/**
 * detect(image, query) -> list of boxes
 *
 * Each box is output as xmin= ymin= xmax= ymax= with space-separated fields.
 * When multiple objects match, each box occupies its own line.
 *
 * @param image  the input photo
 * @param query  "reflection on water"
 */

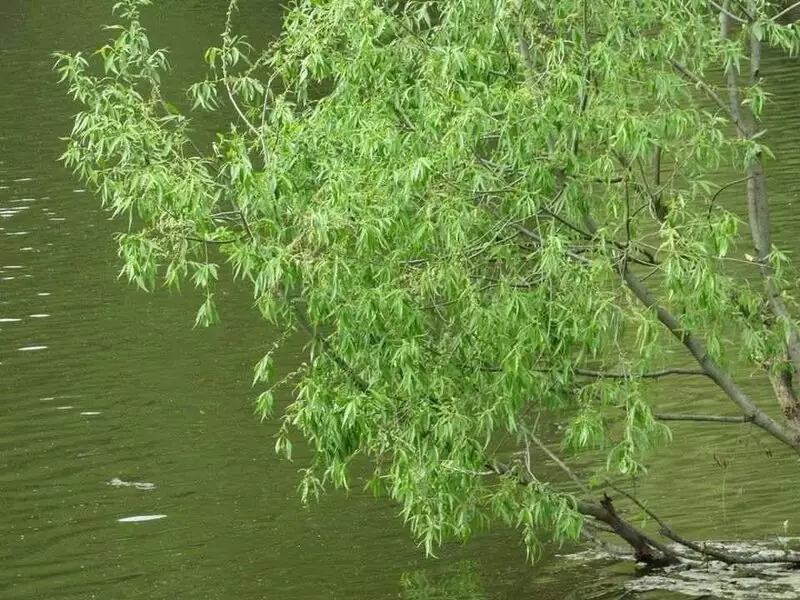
xmin=117 ymin=515 xmax=167 ymax=523
xmin=401 ymin=561 xmax=485 ymax=600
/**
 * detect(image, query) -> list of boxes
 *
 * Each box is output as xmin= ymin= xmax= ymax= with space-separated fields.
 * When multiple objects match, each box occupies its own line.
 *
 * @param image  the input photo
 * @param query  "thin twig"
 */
xmin=221 ymin=1 xmax=261 ymax=140
xmin=772 ymin=1 xmax=800 ymax=22
xmin=708 ymin=0 xmax=749 ymax=24
xmin=528 ymin=432 xmax=590 ymax=494
xmin=575 ymin=367 xmax=710 ymax=379
xmin=654 ymin=413 xmax=754 ymax=423
xmin=707 ymin=176 xmax=751 ymax=219
xmin=670 ymin=60 xmax=747 ymax=137
xmin=605 ymin=480 xmax=671 ymax=532
xmin=185 ymin=236 xmax=239 ymax=245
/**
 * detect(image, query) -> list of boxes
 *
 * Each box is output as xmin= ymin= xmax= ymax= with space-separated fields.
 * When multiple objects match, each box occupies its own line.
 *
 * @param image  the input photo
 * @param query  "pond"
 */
xmin=2 ymin=2 xmax=799 ymax=599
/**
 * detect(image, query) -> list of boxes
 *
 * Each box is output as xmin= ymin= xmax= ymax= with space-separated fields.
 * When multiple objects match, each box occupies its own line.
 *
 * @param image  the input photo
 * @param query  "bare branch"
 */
xmin=654 ymin=413 xmax=754 ymax=423
xmin=527 ymin=431 xmax=590 ymax=495
xmin=772 ymin=1 xmax=800 ymax=22
xmin=708 ymin=0 xmax=749 ymax=24
xmin=604 ymin=480 xmax=671 ymax=532
xmin=575 ymin=367 xmax=710 ymax=379
xmin=707 ymin=176 xmax=751 ymax=219
xmin=669 ymin=60 xmax=747 ymax=137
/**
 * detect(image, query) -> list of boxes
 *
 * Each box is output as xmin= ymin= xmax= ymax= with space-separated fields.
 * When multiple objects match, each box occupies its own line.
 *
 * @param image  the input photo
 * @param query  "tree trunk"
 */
xmin=721 ymin=4 xmax=800 ymax=432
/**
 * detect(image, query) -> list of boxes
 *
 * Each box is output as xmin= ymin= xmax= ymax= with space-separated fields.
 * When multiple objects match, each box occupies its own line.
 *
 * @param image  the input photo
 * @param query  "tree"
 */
xmin=56 ymin=0 xmax=800 ymax=566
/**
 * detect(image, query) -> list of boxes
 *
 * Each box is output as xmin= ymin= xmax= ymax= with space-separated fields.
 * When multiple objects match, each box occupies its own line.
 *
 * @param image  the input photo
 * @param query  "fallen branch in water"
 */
xmin=606 ymin=480 xmax=800 ymax=564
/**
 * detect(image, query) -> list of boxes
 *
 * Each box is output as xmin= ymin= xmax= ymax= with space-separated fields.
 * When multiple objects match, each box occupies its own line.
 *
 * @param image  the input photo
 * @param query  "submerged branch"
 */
xmin=488 ymin=460 xmax=680 ymax=566
xmin=607 ymin=481 xmax=800 ymax=564
xmin=660 ymin=526 xmax=800 ymax=564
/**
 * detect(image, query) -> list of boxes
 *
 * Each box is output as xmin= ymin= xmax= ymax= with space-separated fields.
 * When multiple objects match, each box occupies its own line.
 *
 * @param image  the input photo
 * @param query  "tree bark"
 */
xmin=577 ymin=497 xmax=679 ymax=566
xmin=721 ymin=4 xmax=800 ymax=430
xmin=583 ymin=215 xmax=800 ymax=449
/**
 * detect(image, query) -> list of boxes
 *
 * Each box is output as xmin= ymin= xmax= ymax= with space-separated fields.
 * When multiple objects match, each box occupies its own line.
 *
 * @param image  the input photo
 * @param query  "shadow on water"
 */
xmin=1 ymin=1 xmax=800 ymax=599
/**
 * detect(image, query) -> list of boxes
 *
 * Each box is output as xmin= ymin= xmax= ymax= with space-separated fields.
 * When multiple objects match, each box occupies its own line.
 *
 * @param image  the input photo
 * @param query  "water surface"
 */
xmin=2 ymin=2 xmax=800 ymax=599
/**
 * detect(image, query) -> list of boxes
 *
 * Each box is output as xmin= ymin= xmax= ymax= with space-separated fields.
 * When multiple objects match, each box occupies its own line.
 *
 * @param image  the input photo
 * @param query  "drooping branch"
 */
xmin=293 ymin=308 xmax=371 ymax=394
xmin=294 ymin=303 xmax=681 ymax=566
xmin=294 ymin=300 xmax=800 ymax=565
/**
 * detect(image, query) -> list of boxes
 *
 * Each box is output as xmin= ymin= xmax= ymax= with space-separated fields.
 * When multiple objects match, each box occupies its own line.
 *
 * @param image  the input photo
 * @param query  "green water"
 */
xmin=1 ymin=2 xmax=799 ymax=599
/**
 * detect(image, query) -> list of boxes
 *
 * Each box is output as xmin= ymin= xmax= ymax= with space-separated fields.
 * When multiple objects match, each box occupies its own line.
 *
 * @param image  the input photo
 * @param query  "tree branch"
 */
xmin=654 ymin=413 xmax=754 ymax=423
xmin=575 ymin=367 xmax=710 ymax=379
xmin=772 ymin=1 xmax=800 ymax=22
xmin=723 ymin=2 xmax=800 ymax=426
xmin=487 ymin=460 xmax=680 ymax=565
xmin=669 ymin=60 xmax=748 ymax=137
xmin=293 ymin=308 xmax=371 ymax=394
xmin=527 ymin=431 xmax=590 ymax=494
xmin=708 ymin=0 xmax=749 ymax=24
xmin=583 ymin=215 xmax=800 ymax=450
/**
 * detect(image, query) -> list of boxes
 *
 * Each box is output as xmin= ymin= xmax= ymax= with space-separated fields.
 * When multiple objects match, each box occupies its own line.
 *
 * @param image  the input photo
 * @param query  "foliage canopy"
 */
xmin=56 ymin=0 xmax=800 ymax=561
